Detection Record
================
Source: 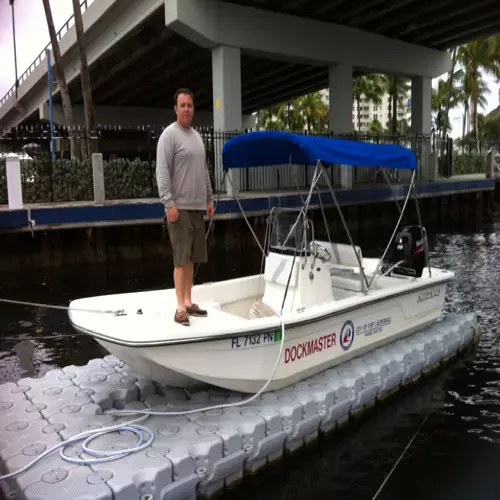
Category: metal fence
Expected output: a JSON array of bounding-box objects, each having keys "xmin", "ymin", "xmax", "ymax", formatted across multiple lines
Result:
[{"xmin": 0, "ymin": 124, "xmax": 496, "ymax": 205}]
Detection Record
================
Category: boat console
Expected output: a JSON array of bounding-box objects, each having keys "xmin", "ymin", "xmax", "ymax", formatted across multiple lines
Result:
[{"xmin": 259, "ymin": 209, "xmax": 368, "ymax": 315}]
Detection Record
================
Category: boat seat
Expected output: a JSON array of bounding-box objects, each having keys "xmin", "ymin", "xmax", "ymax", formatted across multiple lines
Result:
[
  {"xmin": 329, "ymin": 264, "xmax": 365, "ymax": 293},
  {"xmin": 248, "ymin": 300, "xmax": 277, "ymax": 319},
  {"xmin": 314, "ymin": 240, "xmax": 363, "ymax": 267}
]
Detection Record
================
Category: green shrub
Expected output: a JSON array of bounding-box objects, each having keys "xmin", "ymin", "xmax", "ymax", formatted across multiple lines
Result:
[
  {"xmin": 452, "ymin": 152, "xmax": 486, "ymax": 175},
  {"xmin": 104, "ymin": 158, "xmax": 157, "ymax": 200},
  {"xmin": 0, "ymin": 155, "xmax": 159, "ymax": 204}
]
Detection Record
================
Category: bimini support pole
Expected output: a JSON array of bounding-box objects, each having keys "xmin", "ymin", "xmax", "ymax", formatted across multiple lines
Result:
[
  {"xmin": 280, "ymin": 162, "xmax": 322, "ymax": 251},
  {"xmin": 410, "ymin": 180, "xmax": 432, "ymax": 277},
  {"xmin": 381, "ymin": 168, "xmax": 402, "ymax": 216},
  {"xmin": 226, "ymin": 172, "xmax": 266, "ymax": 257},
  {"xmin": 365, "ymin": 169, "xmax": 417, "ymax": 293},
  {"xmin": 316, "ymin": 161, "xmax": 370, "ymax": 292},
  {"xmin": 193, "ymin": 169, "xmax": 228, "ymax": 283}
]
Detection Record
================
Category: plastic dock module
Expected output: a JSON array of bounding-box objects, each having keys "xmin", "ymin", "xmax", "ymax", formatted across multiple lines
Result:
[{"xmin": 0, "ymin": 313, "xmax": 480, "ymax": 500}]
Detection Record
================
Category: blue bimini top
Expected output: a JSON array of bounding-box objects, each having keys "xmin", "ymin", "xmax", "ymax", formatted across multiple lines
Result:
[{"xmin": 221, "ymin": 130, "xmax": 417, "ymax": 171}]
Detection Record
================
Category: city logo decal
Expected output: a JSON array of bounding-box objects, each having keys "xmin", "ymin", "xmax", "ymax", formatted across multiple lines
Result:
[{"xmin": 340, "ymin": 320, "xmax": 355, "ymax": 351}]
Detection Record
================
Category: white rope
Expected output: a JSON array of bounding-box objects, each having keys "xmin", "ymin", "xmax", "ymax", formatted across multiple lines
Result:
[
  {"xmin": 0, "ymin": 298, "xmax": 123, "ymax": 316},
  {"xmin": 0, "ymin": 312, "xmax": 287, "ymax": 481},
  {"xmin": 371, "ymin": 405, "xmax": 434, "ymax": 499}
]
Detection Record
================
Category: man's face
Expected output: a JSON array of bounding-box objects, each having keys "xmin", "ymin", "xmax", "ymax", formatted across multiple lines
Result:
[{"xmin": 175, "ymin": 93, "xmax": 194, "ymax": 128}]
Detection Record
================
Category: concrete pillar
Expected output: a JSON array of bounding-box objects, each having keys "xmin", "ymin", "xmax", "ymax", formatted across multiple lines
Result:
[
  {"xmin": 92, "ymin": 153, "xmax": 105, "ymax": 203},
  {"xmin": 5, "ymin": 153, "xmax": 23, "ymax": 210},
  {"xmin": 212, "ymin": 45, "xmax": 242, "ymax": 196},
  {"xmin": 328, "ymin": 64, "xmax": 353, "ymax": 134},
  {"xmin": 328, "ymin": 63, "xmax": 353, "ymax": 189},
  {"xmin": 411, "ymin": 76, "xmax": 432, "ymax": 135}
]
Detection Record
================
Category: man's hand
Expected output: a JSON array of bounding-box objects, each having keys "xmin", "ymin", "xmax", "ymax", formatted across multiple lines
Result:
[
  {"xmin": 166, "ymin": 205, "xmax": 179, "ymax": 223},
  {"xmin": 206, "ymin": 203, "xmax": 215, "ymax": 218}
]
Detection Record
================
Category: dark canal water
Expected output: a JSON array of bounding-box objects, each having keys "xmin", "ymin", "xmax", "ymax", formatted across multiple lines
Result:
[{"xmin": 1, "ymin": 211, "xmax": 499, "ymax": 499}]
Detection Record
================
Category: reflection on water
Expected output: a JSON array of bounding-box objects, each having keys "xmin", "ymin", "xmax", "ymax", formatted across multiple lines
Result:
[{"xmin": 1, "ymin": 213, "xmax": 500, "ymax": 499}]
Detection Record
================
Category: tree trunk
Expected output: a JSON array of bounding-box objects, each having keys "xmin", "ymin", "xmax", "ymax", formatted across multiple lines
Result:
[
  {"xmin": 387, "ymin": 90, "xmax": 392, "ymax": 133},
  {"xmin": 441, "ymin": 47, "xmax": 458, "ymax": 158},
  {"xmin": 391, "ymin": 78, "xmax": 397, "ymax": 135},
  {"xmin": 442, "ymin": 48, "xmax": 457, "ymax": 139},
  {"xmin": 470, "ymin": 64, "xmax": 479, "ymax": 148},
  {"xmin": 42, "ymin": 0, "xmax": 76, "ymax": 158},
  {"xmin": 72, "ymin": 0, "xmax": 94, "ymax": 159},
  {"xmin": 357, "ymin": 97, "xmax": 361, "ymax": 131}
]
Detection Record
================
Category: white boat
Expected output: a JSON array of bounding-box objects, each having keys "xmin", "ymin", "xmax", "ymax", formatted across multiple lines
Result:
[{"xmin": 68, "ymin": 131, "xmax": 454, "ymax": 393}]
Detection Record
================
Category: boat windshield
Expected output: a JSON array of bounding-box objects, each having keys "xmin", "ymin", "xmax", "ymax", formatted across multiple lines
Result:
[{"xmin": 269, "ymin": 209, "xmax": 310, "ymax": 255}]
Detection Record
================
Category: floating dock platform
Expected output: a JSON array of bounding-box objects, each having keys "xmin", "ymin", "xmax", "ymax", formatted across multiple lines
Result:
[{"xmin": 0, "ymin": 313, "xmax": 479, "ymax": 500}]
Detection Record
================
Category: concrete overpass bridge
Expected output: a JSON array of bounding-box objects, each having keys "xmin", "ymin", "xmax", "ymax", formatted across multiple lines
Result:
[{"xmin": 1, "ymin": 0, "xmax": 499, "ymax": 136}]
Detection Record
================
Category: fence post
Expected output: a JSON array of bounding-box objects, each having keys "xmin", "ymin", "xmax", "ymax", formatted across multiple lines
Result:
[
  {"xmin": 445, "ymin": 137, "xmax": 453, "ymax": 177},
  {"xmin": 5, "ymin": 153, "xmax": 23, "ymax": 210},
  {"xmin": 485, "ymin": 149, "xmax": 494, "ymax": 179},
  {"xmin": 429, "ymin": 148, "xmax": 438, "ymax": 181},
  {"xmin": 92, "ymin": 152, "xmax": 105, "ymax": 203},
  {"xmin": 339, "ymin": 165, "xmax": 352, "ymax": 190}
]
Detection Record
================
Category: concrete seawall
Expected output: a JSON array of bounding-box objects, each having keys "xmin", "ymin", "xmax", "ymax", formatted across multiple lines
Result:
[{"xmin": 0, "ymin": 190, "xmax": 495, "ymax": 273}]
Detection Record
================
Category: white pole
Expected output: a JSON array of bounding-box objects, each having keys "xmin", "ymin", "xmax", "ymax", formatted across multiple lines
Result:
[
  {"xmin": 5, "ymin": 153, "xmax": 23, "ymax": 210},
  {"xmin": 92, "ymin": 152, "xmax": 105, "ymax": 203}
]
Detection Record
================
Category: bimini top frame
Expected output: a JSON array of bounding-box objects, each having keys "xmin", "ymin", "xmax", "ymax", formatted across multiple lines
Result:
[{"xmin": 218, "ymin": 131, "xmax": 430, "ymax": 295}]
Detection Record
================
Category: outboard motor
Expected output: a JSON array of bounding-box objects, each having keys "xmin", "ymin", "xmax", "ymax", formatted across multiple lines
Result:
[{"xmin": 384, "ymin": 225, "xmax": 427, "ymax": 278}]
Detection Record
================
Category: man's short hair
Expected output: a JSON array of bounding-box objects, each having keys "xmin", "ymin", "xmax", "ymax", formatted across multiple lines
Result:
[{"xmin": 174, "ymin": 88, "xmax": 194, "ymax": 105}]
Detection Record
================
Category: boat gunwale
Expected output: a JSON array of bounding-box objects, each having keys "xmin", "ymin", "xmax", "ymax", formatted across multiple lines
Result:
[{"xmin": 69, "ymin": 274, "xmax": 454, "ymax": 348}]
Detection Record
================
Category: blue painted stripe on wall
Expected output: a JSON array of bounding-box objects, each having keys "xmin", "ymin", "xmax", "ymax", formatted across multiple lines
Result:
[
  {"xmin": 1, "ymin": 178, "xmax": 494, "ymax": 229},
  {"xmin": 0, "ymin": 209, "xmax": 28, "ymax": 228},
  {"xmin": 31, "ymin": 203, "xmax": 165, "ymax": 225}
]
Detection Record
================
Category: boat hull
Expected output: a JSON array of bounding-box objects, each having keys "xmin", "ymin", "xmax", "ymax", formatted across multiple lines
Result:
[{"xmin": 92, "ymin": 280, "xmax": 448, "ymax": 393}]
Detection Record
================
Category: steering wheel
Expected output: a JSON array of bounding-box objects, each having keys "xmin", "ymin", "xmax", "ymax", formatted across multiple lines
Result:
[{"xmin": 309, "ymin": 242, "xmax": 331, "ymax": 263}]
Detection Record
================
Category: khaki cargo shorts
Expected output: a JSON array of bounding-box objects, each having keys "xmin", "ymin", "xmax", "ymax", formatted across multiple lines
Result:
[{"xmin": 167, "ymin": 209, "xmax": 207, "ymax": 266}]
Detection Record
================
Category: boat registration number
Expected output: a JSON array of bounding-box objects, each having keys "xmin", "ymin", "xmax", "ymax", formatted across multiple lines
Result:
[
  {"xmin": 417, "ymin": 287, "xmax": 441, "ymax": 303},
  {"xmin": 230, "ymin": 330, "xmax": 282, "ymax": 349}
]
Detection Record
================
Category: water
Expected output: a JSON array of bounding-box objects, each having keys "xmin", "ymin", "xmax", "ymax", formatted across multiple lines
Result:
[{"xmin": 1, "ymin": 214, "xmax": 499, "ymax": 499}]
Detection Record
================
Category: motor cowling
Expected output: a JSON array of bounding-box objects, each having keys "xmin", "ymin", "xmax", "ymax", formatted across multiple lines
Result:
[{"xmin": 385, "ymin": 225, "xmax": 427, "ymax": 278}]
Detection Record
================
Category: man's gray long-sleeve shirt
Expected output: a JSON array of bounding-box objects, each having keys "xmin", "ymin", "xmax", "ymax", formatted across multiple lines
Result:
[{"xmin": 156, "ymin": 122, "xmax": 214, "ymax": 210}]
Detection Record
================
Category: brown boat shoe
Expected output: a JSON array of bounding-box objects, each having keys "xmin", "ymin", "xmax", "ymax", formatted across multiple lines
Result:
[
  {"xmin": 174, "ymin": 309, "xmax": 190, "ymax": 326},
  {"xmin": 186, "ymin": 303, "xmax": 207, "ymax": 317}
]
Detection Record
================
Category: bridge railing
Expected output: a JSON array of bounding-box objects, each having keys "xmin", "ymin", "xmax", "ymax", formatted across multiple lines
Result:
[
  {"xmin": 0, "ymin": 0, "xmax": 93, "ymax": 108},
  {"xmin": 1, "ymin": 124, "xmax": 494, "ymax": 206}
]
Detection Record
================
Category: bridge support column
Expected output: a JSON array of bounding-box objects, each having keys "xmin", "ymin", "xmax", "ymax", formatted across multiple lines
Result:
[
  {"xmin": 212, "ymin": 45, "xmax": 242, "ymax": 197},
  {"xmin": 411, "ymin": 76, "xmax": 432, "ymax": 135},
  {"xmin": 328, "ymin": 63, "xmax": 353, "ymax": 190}
]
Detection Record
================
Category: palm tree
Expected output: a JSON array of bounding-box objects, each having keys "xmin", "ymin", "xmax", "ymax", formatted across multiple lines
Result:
[
  {"xmin": 256, "ymin": 105, "xmax": 281, "ymax": 130},
  {"xmin": 296, "ymin": 92, "xmax": 328, "ymax": 133},
  {"xmin": 256, "ymin": 100, "xmax": 305, "ymax": 131},
  {"xmin": 352, "ymin": 74, "xmax": 385, "ymax": 131},
  {"xmin": 369, "ymin": 118, "xmax": 384, "ymax": 134},
  {"xmin": 72, "ymin": 0, "xmax": 94, "ymax": 158},
  {"xmin": 384, "ymin": 76, "xmax": 411, "ymax": 135},
  {"xmin": 42, "ymin": 0, "xmax": 76, "ymax": 157},
  {"xmin": 458, "ymin": 67, "xmax": 490, "ymax": 142},
  {"xmin": 432, "ymin": 77, "xmax": 460, "ymax": 140},
  {"xmin": 457, "ymin": 36, "xmax": 500, "ymax": 142},
  {"xmin": 441, "ymin": 47, "xmax": 458, "ymax": 145},
  {"xmin": 481, "ymin": 113, "xmax": 500, "ymax": 141},
  {"xmin": 277, "ymin": 99, "xmax": 305, "ymax": 131}
]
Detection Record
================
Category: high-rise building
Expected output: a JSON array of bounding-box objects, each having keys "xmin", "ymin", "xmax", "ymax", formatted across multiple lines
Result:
[{"xmin": 352, "ymin": 92, "xmax": 411, "ymax": 132}]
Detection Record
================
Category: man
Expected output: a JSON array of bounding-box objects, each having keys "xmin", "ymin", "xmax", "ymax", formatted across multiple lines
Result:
[{"xmin": 156, "ymin": 88, "xmax": 215, "ymax": 326}]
